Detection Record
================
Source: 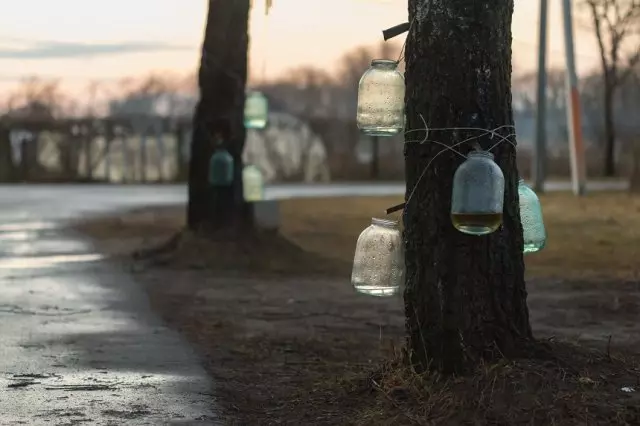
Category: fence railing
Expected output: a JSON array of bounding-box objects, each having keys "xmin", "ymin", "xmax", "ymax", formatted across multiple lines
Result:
[{"xmin": 0, "ymin": 115, "xmax": 191, "ymax": 183}]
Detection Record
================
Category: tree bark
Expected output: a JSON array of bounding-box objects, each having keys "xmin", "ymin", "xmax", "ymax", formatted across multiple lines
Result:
[
  {"xmin": 603, "ymin": 84, "xmax": 616, "ymax": 176},
  {"xmin": 187, "ymin": 0, "xmax": 253, "ymax": 233},
  {"xmin": 175, "ymin": 122, "xmax": 188, "ymax": 181},
  {"xmin": 0, "ymin": 124, "xmax": 16, "ymax": 182},
  {"xmin": 404, "ymin": 0, "xmax": 533, "ymax": 375}
]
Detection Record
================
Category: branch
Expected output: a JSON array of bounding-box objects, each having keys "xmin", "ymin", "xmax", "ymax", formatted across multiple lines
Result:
[
  {"xmin": 618, "ymin": 47, "xmax": 640, "ymax": 83},
  {"xmin": 584, "ymin": 0, "xmax": 640, "ymax": 87},
  {"xmin": 587, "ymin": 1, "xmax": 613, "ymax": 78}
]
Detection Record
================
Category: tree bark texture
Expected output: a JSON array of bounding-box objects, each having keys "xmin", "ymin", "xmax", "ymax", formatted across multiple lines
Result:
[
  {"xmin": 403, "ymin": 0, "xmax": 533, "ymax": 375},
  {"xmin": 187, "ymin": 0, "xmax": 253, "ymax": 232},
  {"xmin": 0, "ymin": 125, "xmax": 16, "ymax": 182}
]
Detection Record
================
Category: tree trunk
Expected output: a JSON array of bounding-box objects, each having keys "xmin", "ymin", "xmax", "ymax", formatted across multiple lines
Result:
[
  {"xmin": 84, "ymin": 130, "xmax": 93, "ymax": 181},
  {"xmin": 0, "ymin": 125, "xmax": 16, "ymax": 182},
  {"xmin": 175, "ymin": 122, "xmax": 188, "ymax": 181},
  {"xmin": 404, "ymin": 0, "xmax": 533, "ymax": 375},
  {"xmin": 602, "ymin": 84, "xmax": 616, "ymax": 177},
  {"xmin": 187, "ymin": 0, "xmax": 253, "ymax": 233},
  {"xmin": 630, "ymin": 139, "xmax": 640, "ymax": 193}
]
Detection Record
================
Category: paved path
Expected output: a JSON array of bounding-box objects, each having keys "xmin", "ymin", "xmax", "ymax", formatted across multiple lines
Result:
[
  {"xmin": 0, "ymin": 188, "xmax": 220, "ymax": 425},
  {"xmin": 0, "ymin": 179, "xmax": 628, "ymax": 211}
]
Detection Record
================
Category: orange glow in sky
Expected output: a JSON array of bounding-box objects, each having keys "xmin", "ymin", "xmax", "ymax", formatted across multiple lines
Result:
[{"xmin": 0, "ymin": 0, "xmax": 600, "ymax": 98}]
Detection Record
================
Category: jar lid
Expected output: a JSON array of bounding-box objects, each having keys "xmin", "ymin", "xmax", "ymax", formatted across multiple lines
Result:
[
  {"xmin": 372, "ymin": 218, "xmax": 398, "ymax": 228},
  {"xmin": 468, "ymin": 150, "xmax": 494, "ymax": 160},
  {"xmin": 371, "ymin": 59, "xmax": 399, "ymax": 69}
]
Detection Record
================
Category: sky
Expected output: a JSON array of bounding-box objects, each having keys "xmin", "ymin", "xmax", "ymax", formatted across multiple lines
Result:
[{"xmin": 0, "ymin": 0, "xmax": 603, "ymax": 101}]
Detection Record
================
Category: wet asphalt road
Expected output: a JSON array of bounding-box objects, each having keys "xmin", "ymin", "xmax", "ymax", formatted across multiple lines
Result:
[
  {"xmin": 0, "ymin": 185, "xmax": 220, "ymax": 425},
  {"xmin": 0, "ymin": 180, "xmax": 628, "ymax": 425}
]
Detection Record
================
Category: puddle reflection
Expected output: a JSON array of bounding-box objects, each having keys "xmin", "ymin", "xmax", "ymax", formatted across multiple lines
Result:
[
  {"xmin": 0, "ymin": 222, "xmax": 57, "ymax": 232},
  {"xmin": 0, "ymin": 254, "xmax": 105, "ymax": 270},
  {"xmin": 0, "ymin": 231, "xmax": 33, "ymax": 241},
  {"xmin": 2, "ymin": 240, "xmax": 88, "ymax": 256}
]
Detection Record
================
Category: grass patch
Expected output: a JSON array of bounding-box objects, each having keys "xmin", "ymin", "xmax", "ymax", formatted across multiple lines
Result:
[
  {"xmin": 76, "ymin": 192, "xmax": 640, "ymax": 279},
  {"xmin": 356, "ymin": 342, "xmax": 640, "ymax": 425}
]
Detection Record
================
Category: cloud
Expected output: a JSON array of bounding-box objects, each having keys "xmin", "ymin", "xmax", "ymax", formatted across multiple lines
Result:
[{"xmin": 0, "ymin": 40, "xmax": 192, "ymax": 59}]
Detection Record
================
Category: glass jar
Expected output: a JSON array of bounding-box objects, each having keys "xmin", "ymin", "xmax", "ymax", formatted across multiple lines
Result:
[
  {"xmin": 518, "ymin": 179, "xmax": 547, "ymax": 253},
  {"xmin": 351, "ymin": 218, "xmax": 404, "ymax": 297},
  {"xmin": 451, "ymin": 151, "xmax": 505, "ymax": 235},
  {"xmin": 208, "ymin": 148, "xmax": 234, "ymax": 186},
  {"xmin": 243, "ymin": 164, "xmax": 265, "ymax": 202},
  {"xmin": 244, "ymin": 91, "xmax": 269, "ymax": 129},
  {"xmin": 356, "ymin": 59, "xmax": 405, "ymax": 137}
]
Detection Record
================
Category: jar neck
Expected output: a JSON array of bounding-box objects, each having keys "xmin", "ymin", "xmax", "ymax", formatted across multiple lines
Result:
[
  {"xmin": 468, "ymin": 150, "xmax": 494, "ymax": 160},
  {"xmin": 518, "ymin": 178, "xmax": 525, "ymax": 184},
  {"xmin": 372, "ymin": 218, "xmax": 398, "ymax": 229},
  {"xmin": 371, "ymin": 59, "xmax": 398, "ymax": 70}
]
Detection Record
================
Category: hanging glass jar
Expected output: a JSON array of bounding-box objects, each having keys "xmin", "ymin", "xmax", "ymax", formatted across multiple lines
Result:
[
  {"xmin": 208, "ymin": 148, "xmax": 234, "ymax": 186},
  {"xmin": 356, "ymin": 59, "xmax": 405, "ymax": 137},
  {"xmin": 451, "ymin": 151, "xmax": 505, "ymax": 235},
  {"xmin": 242, "ymin": 164, "xmax": 265, "ymax": 202},
  {"xmin": 518, "ymin": 179, "xmax": 547, "ymax": 253},
  {"xmin": 351, "ymin": 218, "xmax": 404, "ymax": 297},
  {"xmin": 244, "ymin": 91, "xmax": 269, "ymax": 129}
]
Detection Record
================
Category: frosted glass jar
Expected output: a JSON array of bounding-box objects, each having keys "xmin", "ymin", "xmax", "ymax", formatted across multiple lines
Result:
[
  {"xmin": 451, "ymin": 151, "xmax": 505, "ymax": 235},
  {"xmin": 518, "ymin": 179, "xmax": 547, "ymax": 253},
  {"xmin": 351, "ymin": 218, "xmax": 404, "ymax": 297},
  {"xmin": 242, "ymin": 164, "xmax": 265, "ymax": 202},
  {"xmin": 356, "ymin": 59, "xmax": 405, "ymax": 137},
  {"xmin": 244, "ymin": 91, "xmax": 268, "ymax": 129},
  {"xmin": 208, "ymin": 149, "xmax": 234, "ymax": 186}
]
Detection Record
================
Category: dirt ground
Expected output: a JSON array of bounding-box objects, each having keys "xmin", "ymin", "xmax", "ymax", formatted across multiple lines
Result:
[{"xmin": 75, "ymin": 194, "xmax": 640, "ymax": 425}]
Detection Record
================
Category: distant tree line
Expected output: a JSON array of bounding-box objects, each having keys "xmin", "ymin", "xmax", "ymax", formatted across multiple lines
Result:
[{"xmin": 1, "ymin": 25, "xmax": 639, "ymax": 181}]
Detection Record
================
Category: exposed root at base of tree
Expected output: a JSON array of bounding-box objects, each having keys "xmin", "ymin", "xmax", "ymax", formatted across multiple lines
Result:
[
  {"xmin": 131, "ymin": 228, "xmax": 350, "ymax": 277},
  {"xmin": 352, "ymin": 341, "xmax": 640, "ymax": 425}
]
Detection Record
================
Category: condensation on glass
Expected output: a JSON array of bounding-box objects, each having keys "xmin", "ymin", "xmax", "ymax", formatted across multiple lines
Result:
[
  {"xmin": 351, "ymin": 218, "xmax": 404, "ymax": 297},
  {"xmin": 243, "ymin": 164, "xmax": 265, "ymax": 202},
  {"xmin": 356, "ymin": 59, "xmax": 405, "ymax": 137},
  {"xmin": 244, "ymin": 91, "xmax": 269, "ymax": 129},
  {"xmin": 518, "ymin": 179, "xmax": 547, "ymax": 253},
  {"xmin": 208, "ymin": 149, "xmax": 234, "ymax": 186},
  {"xmin": 451, "ymin": 151, "xmax": 505, "ymax": 235}
]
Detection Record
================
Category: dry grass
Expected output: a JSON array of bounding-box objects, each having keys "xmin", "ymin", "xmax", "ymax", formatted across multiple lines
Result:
[
  {"xmin": 356, "ymin": 342, "xmax": 640, "ymax": 425},
  {"xmin": 525, "ymin": 192, "xmax": 640, "ymax": 279},
  {"xmin": 280, "ymin": 192, "xmax": 640, "ymax": 280},
  {"xmin": 74, "ymin": 192, "xmax": 640, "ymax": 425},
  {"xmin": 77, "ymin": 192, "xmax": 640, "ymax": 280}
]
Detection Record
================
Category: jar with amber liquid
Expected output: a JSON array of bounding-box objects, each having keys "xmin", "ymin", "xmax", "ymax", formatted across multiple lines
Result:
[{"xmin": 451, "ymin": 151, "xmax": 505, "ymax": 235}]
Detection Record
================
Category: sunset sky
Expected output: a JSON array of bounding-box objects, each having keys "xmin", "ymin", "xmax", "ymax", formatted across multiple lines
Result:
[{"xmin": 0, "ymin": 0, "xmax": 602, "ymax": 100}]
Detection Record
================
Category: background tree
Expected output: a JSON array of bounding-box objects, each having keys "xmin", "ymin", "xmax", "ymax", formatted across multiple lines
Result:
[
  {"xmin": 403, "ymin": 0, "xmax": 533, "ymax": 374},
  {"xmin": 584, "ymin": 0, "xmax": 640, "ymax": 176},
  {"xmin": 0, "ymin": 122, "xmax": 14, "ymax": 182},
  {"xmin": 187, "ymin": 0, "xmax": 252, "ymax": 232},
  {"xmin": 2, "ymin": 78, "xmax": 65, "ymax": 180}
]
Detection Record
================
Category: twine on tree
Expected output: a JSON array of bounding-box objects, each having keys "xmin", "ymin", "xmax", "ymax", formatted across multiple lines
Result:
[{"xmin": 385, "ymin": 114, "xmax": 517, "ymax": 215}]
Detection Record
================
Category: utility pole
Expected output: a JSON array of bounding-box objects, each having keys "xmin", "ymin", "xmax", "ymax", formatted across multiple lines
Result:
[
  {"xmin": 561, "ymin": 0, "xmax": 587, "ymax": 196},
  {"xmin": 533, "ymin": 0, "xmax": 548, "ymax": 193}
]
